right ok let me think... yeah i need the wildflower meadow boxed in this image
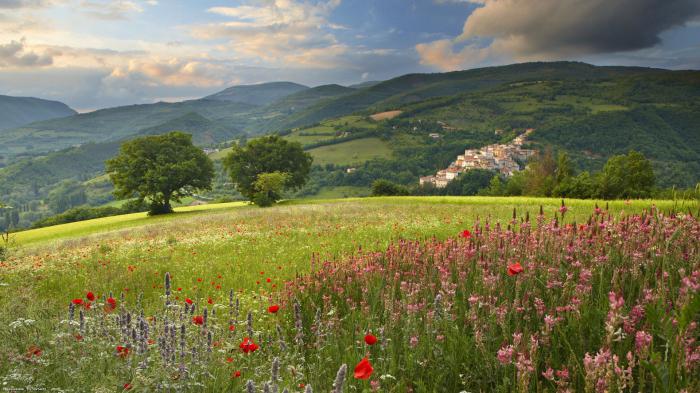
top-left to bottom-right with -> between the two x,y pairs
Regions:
0,197 -> 698,392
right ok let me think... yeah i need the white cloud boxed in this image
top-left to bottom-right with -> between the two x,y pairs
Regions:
105,57 -> 228,88
80,0 -> 144,20
191,0 -> 346,68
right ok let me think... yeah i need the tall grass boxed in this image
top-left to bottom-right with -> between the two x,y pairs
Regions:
0,198 -> 697,391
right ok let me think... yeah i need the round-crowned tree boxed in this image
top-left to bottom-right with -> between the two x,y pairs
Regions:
223,135 -> 312,206
106,132 -> 214,215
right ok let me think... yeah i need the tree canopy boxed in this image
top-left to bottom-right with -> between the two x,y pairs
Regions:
223,135 -> 312,205
106,132 -> 214,215
597,150 -> 655,199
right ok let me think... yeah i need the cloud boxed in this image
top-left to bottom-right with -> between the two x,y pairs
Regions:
104,58 -> 229,89
417,0 -> 700,70
191,0 -> 345,68
0,0 -> 52,8
0,38 -> 53,67
80,0 -> 144,20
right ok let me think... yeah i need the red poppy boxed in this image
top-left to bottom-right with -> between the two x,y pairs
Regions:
232,370 -> 241,378
207,297 -> 213,305
86,292 -> 95,301
268,305 -> 280,313
229,324 -> 236,331
116,345 -> 130,358
239,337 -> 259,353
72,298 -> 84,305
226,357 -> 233,363
123,383 -> 132,390
74,334 -> 83,341
185,298 -> 193,305
106,297 -> 117,310
26,345 -> 42,358
459,229 -> 472,239
364,334 -> 378,345
354,357 -> 373,379
266,278 -> 271,283
192,315 -> 204,325
507,262 -> 524,276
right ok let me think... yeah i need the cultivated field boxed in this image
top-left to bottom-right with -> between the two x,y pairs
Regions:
0,197 -> 698,392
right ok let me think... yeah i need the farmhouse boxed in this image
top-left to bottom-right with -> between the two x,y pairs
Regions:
420,129 -> 536,188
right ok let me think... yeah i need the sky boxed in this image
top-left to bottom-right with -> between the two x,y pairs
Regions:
1,0 -> 699,111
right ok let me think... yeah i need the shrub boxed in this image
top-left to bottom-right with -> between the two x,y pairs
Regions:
371,179 -> 409,196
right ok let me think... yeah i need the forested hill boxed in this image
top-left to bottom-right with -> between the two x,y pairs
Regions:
0,95 -> 76,131
1,61 -> 699,229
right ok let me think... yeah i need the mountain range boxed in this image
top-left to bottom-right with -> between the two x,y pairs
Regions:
1,61 -> 699,227
0,95 -> 76,132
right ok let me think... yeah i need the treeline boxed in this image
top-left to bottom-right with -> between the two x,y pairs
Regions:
30,200 -> 148,229
372,150 -> 695,200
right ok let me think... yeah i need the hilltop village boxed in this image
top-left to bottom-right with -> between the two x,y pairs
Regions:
420,129 -> 536,188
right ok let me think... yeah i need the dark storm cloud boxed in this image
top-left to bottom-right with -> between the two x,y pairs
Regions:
460,0 -> 700,56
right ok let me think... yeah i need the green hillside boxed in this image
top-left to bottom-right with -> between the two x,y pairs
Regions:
247,84 -> 357,132
270,61 -> 664,130
2,62 -> 700,229
204,81 -> 309,105
0,95 -> 76,131
306,137 -> 393,166
0,99 -> 255,158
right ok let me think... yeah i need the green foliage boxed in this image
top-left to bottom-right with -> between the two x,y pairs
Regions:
480,175 -> 505,196
106,132 -> 214,215
371,179 -> 410,196
47,180 -> 87,214
553,171 -> 596,199
252,172 -> 290,207
223,135 -> 312,201
597,150 -> 655,199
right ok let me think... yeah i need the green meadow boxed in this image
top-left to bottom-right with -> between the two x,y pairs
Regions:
1,196 -> 697,391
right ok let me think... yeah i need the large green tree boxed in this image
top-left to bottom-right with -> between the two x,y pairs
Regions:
596,150 -> 655,199
106,132 -> 214,215
223,136 -> 312,205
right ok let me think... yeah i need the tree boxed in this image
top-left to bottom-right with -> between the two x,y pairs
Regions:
223,136 -> 312,204
252,172 -> 290,207
596,151 -> 655,199
523,146 -> 557,196
480,175 -> 504,196
555,151 -> 574,184
554,171 -> 595,199
371,179 -> 410,196
443,169 -> 494,196
106,132 -> 214,215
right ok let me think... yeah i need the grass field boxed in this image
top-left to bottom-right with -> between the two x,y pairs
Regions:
1,197 -> 697,391
306,137 -> 393,165
12,201 -> 247,246
308,186 -> 371,199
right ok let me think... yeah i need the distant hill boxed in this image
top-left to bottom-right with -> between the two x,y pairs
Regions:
273,62 -> 664,130
0,95 -> 76,131
348,81 -> 382,89
0,99 -> 254,158
2,61 -> 700,229
247,84 -> 357,132
138,111 -> 240,145
205,82 -> 309,105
